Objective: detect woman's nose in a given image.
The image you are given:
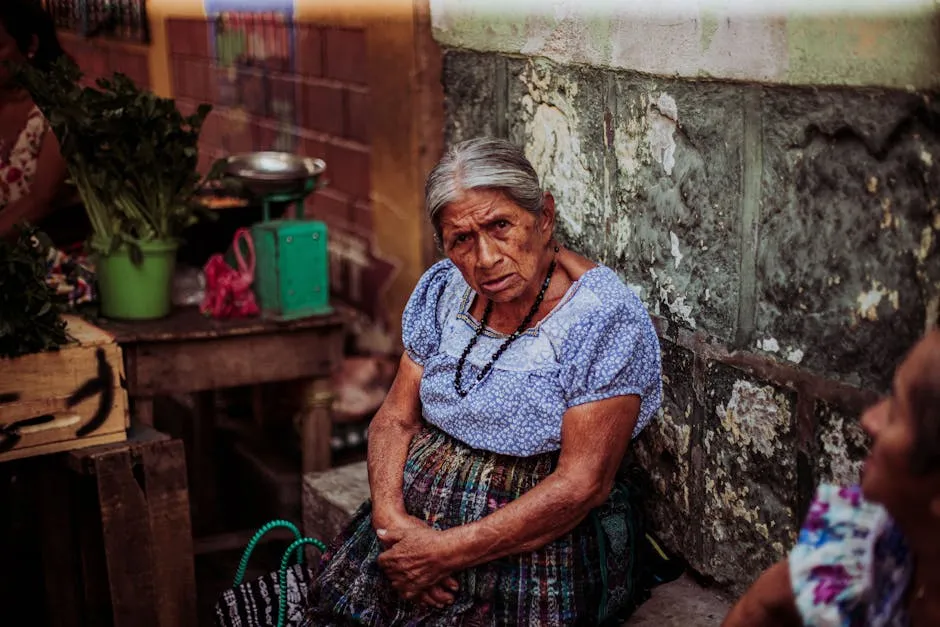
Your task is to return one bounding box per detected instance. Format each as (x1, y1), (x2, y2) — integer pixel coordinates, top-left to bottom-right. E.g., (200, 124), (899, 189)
(475, 237), (501, 269)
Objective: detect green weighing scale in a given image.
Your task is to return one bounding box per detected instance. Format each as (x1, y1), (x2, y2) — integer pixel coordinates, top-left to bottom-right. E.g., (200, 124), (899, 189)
(222, 152), (331, 321)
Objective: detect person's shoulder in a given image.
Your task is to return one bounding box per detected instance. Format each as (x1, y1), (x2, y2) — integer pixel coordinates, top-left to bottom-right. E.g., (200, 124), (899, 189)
(405, 258), (463, 321)
(413, 258), (461, 297)
(403, 259), (462, 361)
(576, 264), (648, 320)
(788, 484), (892, 626)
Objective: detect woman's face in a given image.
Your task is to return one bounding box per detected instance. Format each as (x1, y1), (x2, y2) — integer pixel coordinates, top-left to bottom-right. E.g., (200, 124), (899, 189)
(438, 188), (554, 304)
(860, 332), (940, 518)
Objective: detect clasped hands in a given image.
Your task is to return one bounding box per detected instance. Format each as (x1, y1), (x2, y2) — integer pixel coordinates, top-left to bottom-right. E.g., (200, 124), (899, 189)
(374, 510), (460, 609)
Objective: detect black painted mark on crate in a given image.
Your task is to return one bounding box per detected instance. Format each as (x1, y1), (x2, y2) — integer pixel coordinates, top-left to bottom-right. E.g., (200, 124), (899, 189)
(71, 348), (115, 437)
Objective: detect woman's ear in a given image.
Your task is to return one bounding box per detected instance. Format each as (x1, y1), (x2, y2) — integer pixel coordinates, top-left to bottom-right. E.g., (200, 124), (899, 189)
(540, 192), (556, 236)
(28, 35), (39, 59)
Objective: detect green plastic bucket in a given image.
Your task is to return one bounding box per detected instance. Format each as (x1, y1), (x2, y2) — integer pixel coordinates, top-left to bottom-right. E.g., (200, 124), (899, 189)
(96, 240), (179, 320)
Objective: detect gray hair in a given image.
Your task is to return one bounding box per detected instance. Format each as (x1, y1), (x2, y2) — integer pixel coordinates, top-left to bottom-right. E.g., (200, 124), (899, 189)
(425, 138), (544, 242)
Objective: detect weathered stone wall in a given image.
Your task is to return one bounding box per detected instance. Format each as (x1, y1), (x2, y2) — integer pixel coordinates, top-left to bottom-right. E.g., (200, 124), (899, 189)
(442, 50), (939, 592)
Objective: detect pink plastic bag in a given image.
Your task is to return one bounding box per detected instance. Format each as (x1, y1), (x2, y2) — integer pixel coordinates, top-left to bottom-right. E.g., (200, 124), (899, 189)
(200, 228), (260, 319)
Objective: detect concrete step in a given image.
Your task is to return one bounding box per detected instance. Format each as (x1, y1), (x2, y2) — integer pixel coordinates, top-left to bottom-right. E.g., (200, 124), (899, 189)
(626, 575), (730, 626)
(304, 462), (732, 625)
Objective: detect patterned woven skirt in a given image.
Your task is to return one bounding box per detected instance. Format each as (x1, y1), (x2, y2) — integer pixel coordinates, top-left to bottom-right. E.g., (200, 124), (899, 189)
(304, 424), (636, 626)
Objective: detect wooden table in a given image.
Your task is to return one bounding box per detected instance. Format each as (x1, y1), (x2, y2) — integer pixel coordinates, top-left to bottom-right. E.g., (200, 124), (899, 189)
(96, 308), (345, 532)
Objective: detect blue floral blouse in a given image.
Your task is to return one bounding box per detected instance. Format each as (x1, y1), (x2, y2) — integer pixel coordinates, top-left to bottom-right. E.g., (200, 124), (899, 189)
(401, 259), (662, 456)
(789, 484), (914, 627)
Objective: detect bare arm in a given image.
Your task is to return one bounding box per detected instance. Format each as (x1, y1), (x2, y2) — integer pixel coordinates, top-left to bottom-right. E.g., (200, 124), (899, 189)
(722, 560), (801, 627)
(0, 129), (68, 238)
(367, 353), (424, 530)
(440, 394), (640, 568)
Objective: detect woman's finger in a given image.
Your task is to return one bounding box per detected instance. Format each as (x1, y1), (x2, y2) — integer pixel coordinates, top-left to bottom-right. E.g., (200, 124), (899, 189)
(419, 591), (444, 609)
(425, 583), (455, 606)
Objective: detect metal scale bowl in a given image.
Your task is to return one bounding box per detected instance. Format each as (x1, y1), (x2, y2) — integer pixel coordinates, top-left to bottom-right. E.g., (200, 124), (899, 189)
(224, 151), (326, 221)
(222, 152), (332, 320)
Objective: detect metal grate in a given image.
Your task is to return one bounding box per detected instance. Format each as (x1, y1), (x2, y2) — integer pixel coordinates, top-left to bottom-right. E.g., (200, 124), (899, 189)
(47, 0), (150, 44)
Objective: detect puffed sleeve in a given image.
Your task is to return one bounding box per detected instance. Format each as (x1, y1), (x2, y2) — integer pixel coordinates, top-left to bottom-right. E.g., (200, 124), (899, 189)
(559, 290), (662, 436)
(401, 259), (455, 366)
(788, 484), (891, 627)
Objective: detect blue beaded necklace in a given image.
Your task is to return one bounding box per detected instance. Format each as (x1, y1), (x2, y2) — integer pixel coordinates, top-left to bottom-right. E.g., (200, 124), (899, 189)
(454, 250), (558, 398)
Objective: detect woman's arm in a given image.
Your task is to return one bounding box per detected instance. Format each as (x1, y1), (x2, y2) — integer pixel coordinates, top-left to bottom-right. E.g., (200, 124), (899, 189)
(721, 560), (801, 627)
(443, 394), (639, 565)
(377, 394), (640, 590)
(367, 352), (425, 530)
(0, 129), (68, 238)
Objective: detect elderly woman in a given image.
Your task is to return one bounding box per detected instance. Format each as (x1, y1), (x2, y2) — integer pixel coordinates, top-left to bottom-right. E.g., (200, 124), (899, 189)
(301, 137), (662, 625)
(722, 329), (940, 627)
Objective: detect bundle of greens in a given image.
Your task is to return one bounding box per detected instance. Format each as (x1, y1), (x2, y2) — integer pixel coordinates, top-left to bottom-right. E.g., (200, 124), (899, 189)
(0, 226), (68, 359)
(13, 57), (219, 258)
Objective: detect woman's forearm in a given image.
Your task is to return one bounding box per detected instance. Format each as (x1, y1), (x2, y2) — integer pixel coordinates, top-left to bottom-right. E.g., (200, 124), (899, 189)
(721, 561), (801, 627)
(366, 354), (425, 525)
(367, 413), (420, 521)
(440, 470), (603, 570)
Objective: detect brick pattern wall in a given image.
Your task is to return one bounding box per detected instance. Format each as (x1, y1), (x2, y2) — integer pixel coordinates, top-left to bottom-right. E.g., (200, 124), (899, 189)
(166, 17), (371, 237)
(59, 33), (151, 89)
(166, 15), (391, 321)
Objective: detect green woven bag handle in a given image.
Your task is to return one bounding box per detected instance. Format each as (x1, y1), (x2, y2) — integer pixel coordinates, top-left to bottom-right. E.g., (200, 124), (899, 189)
(232, 519), (327, 627)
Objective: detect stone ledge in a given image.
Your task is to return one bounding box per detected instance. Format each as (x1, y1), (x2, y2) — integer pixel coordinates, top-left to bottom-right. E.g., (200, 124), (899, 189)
(303, 461), (370, 544)
(625, 575), (731, 626)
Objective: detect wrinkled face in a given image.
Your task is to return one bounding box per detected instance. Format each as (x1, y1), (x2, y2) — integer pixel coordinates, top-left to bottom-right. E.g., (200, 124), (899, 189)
(860, 333), (940, 519)
(438, 188), (554, 304)
(0, 22), (27, 87)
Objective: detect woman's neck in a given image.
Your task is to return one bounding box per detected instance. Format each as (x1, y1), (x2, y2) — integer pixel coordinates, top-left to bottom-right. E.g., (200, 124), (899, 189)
(895, 515), (940, 604)
(0, 87), (31, 108)
(491, 247), (560, 323)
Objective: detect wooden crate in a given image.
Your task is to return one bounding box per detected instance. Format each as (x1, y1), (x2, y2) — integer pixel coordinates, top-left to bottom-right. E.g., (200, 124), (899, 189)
(0, 315), (129, 462)
(39, 428), (198, 627)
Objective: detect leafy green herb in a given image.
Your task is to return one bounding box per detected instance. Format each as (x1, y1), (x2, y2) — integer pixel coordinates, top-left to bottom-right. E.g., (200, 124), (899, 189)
(0, 225), (69, 359)
(12, 57), (222, 259)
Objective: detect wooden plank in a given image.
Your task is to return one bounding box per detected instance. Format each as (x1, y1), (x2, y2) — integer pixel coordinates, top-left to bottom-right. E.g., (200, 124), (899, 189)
(189, 391), (217, 535)
(140, 440), (198, 627)
(125, 327), (344, 395)
(66, 425), (171, 474)
(94, 449), (160, 627)
(38, 464), (84, 627)
(193, 526), (297, 556)
(76, 467), (115, 627)
(0, 332), (124, 406)
(0, 431), (126, 463)
(300, 378), (333, 474)
(64, 315), (117, 346)
(0, 344), (124, 412)
(97, 307), (343, 344)
(0, 319), (129, 462)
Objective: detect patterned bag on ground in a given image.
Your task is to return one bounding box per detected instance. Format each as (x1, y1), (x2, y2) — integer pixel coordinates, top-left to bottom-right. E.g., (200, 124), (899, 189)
(214, 520), (325, 627)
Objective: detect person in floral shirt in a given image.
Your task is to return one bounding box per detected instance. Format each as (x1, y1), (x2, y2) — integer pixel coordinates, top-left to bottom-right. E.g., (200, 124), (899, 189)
(722, 330), (940, 627)
(0, 0), (69, 235)
(0, 0), (94, 306)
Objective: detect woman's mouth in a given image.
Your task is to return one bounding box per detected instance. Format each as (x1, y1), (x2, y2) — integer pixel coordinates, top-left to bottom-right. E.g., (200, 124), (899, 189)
(481, 275), (514, 293)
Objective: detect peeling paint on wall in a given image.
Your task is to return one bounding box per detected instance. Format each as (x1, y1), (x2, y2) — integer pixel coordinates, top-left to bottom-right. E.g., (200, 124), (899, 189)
(647, 93), (679, 175)
(516, 63), (602, 242)
(855, 280), (900, 322)
(716, 380), (792, 458)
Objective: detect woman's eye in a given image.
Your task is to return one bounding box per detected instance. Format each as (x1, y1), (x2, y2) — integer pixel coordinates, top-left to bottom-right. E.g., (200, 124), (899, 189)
(453, 234), (469, 245)
(494, 220), (509, 230)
